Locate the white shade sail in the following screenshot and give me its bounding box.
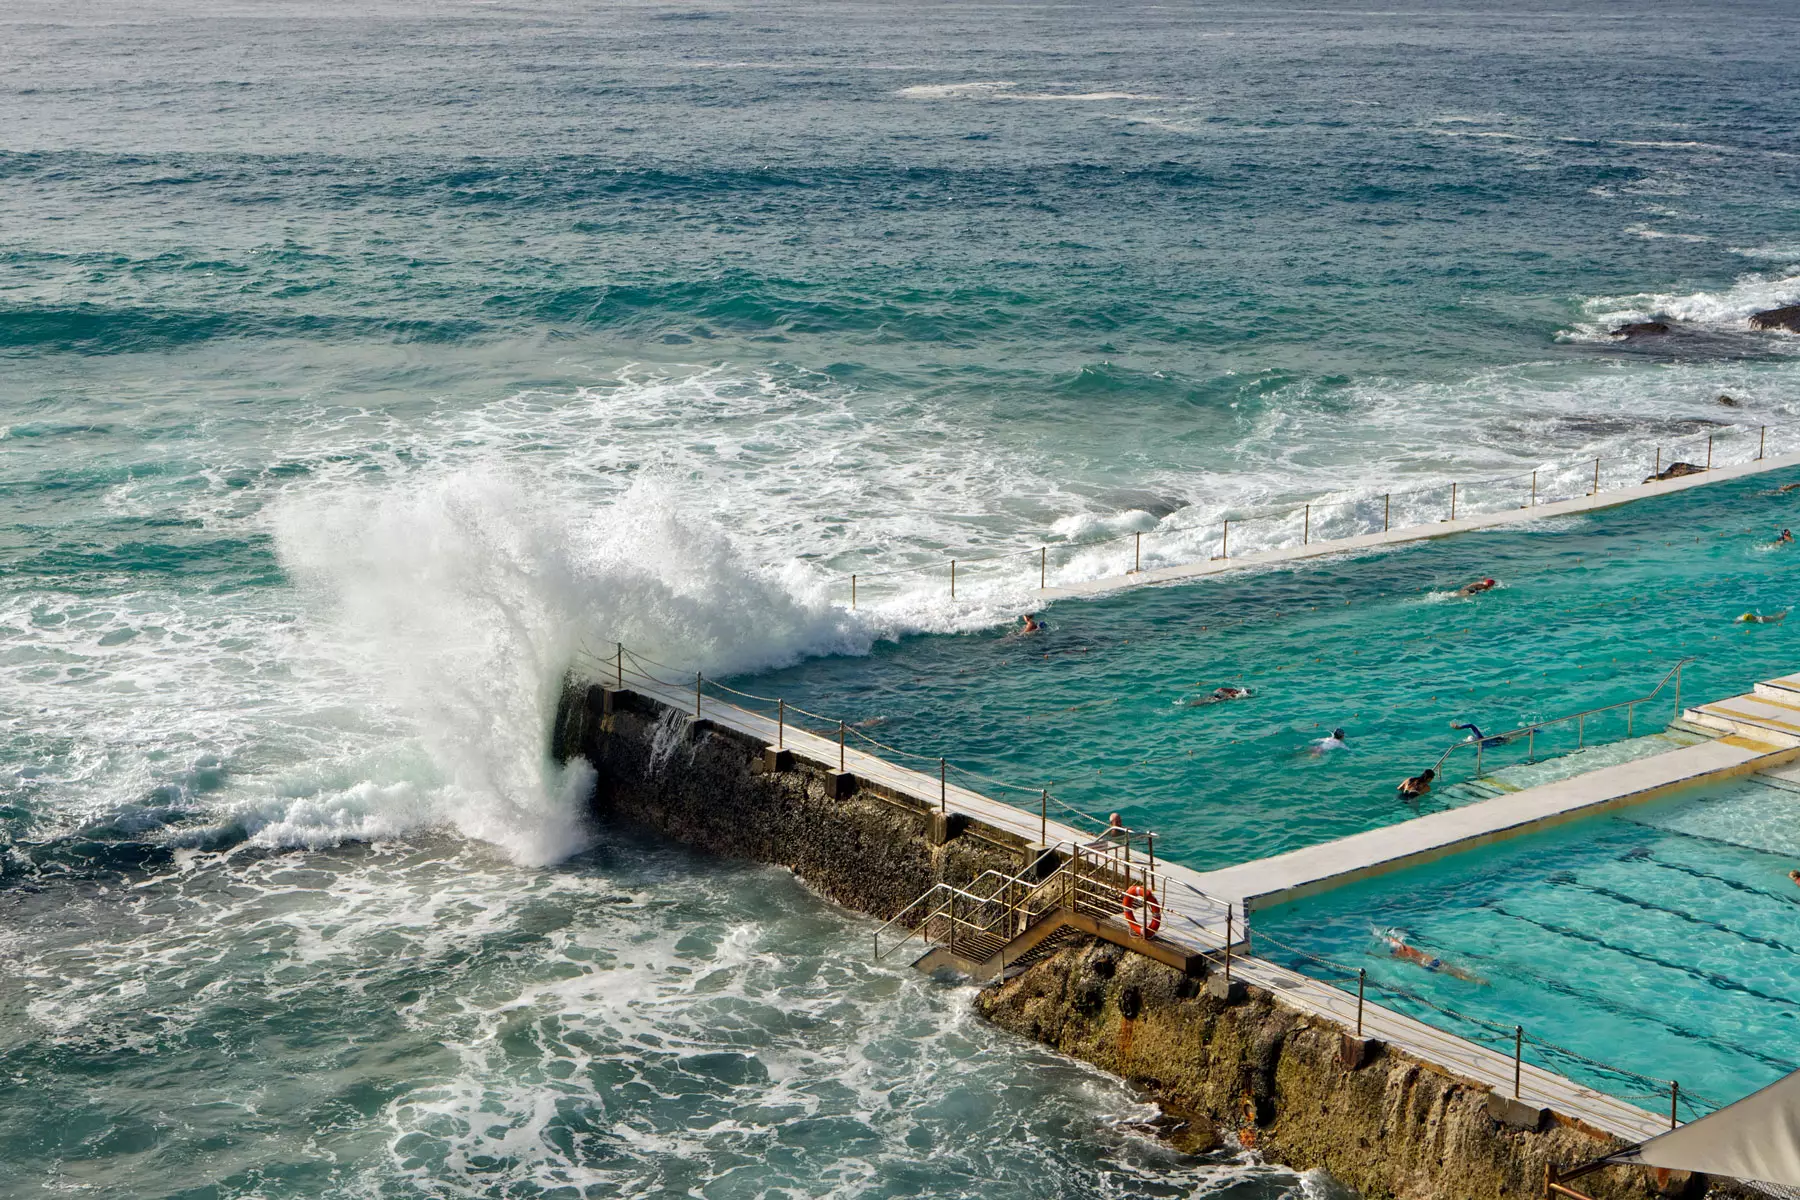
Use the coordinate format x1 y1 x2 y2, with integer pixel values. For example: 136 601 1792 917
1608 1070 1800 1187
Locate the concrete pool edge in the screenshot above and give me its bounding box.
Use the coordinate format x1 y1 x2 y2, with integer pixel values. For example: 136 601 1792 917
1194 718 1800 916
1041 448 1800 602
554 672 1711 1200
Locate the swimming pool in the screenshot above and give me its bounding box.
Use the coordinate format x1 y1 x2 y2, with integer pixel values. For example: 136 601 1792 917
732 466 1800 869
1250 775 1800 1114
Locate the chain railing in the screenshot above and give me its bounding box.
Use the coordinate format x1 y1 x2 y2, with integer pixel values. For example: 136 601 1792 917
1247 922 1734 1124
831 422 1791 607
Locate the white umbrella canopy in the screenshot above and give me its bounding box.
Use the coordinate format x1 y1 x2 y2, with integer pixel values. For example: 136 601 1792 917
1607 1070 1800 1188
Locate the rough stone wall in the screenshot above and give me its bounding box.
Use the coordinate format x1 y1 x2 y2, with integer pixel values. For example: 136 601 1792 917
977 941 1701 1200
557 684 1024 920
555 683 1713 1200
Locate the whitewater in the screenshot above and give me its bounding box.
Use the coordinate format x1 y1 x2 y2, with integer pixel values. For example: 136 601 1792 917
2 0 1798 1194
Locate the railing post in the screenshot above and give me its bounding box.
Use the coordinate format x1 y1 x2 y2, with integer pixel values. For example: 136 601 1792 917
1627 703 1634 736
1356 968 1366 1036
1384 493 1391 532
950 559 956 599
1592 457 1600 496
1224 906 1234 984
1134 531 1141 573
1656 447 1661 475
839 720 846 772
1304 503 1310 545
851 573 857 610
616 642 624 688
778 698 785 748
1527 727 1534 762
1670 1081 1680 1130
940 757 947 813
1514 1026 1524 1099
1222 519 1229 559
1531 470 1537 507
695 671 702 719
1040 789 1048 843
1760 426 1767 461
1674 661 1682 720
1475 741 1483 777
1450 482 1457 522
1577 712 1584 749
1707 436 1713 471
1147 832 1155 876
1040 546 1047 590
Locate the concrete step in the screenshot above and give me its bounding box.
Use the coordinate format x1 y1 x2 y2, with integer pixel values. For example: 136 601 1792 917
1682 697 1800 748
1754 673 1800 702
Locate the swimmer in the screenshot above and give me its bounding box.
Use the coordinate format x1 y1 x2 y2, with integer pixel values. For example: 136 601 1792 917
1782 483 1800 494
1021 613 1043 634
1398 768 1435 798
1312 728 1348 754
1736 610 1790 624
1383 932 1486 984
1085 812 1130 851
1454 577 1498 598
1451 722 1507 749
1190 685 1252 705
1789 869 1800 888
1778 529 1795 546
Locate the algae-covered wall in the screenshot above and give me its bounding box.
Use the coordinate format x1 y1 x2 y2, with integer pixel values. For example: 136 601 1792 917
554 682 1709 1200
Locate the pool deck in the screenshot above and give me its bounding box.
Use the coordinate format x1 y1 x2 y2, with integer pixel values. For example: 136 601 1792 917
1190 672 1800 913
1043 447 1800 601
602 658 1775 1146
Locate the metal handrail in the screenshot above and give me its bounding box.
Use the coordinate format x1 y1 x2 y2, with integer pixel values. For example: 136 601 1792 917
1428 656 1697 780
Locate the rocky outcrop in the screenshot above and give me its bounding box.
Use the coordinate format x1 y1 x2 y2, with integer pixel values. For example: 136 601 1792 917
979 941 1700 1200
1749 306 1800 334
1611 321 1671 338
1645 462 1705 483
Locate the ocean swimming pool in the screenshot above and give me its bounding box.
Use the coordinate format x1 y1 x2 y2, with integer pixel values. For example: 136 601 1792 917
733 466 1800 870
1251 775 1800 1114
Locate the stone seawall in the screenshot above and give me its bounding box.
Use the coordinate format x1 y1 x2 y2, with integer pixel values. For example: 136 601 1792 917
554 681 1708 1200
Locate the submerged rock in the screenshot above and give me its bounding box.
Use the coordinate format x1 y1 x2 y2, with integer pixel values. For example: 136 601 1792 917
1611 321 1671 338
1750 305 1800 333
1717 393 1740 407
1646 461 1705 482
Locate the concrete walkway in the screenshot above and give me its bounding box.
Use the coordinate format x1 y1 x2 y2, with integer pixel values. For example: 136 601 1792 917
1192 725 1795 912
1044 448 1800 601
596 657 1769 1143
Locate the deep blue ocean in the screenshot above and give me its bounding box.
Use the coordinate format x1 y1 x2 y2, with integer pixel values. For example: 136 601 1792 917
4 1 1799 1195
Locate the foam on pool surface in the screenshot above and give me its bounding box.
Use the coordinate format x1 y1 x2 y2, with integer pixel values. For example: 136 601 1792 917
739 467 1800 869
1253 776 1800 1114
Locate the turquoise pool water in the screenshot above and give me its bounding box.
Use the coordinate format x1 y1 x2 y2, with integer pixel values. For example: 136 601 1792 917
1252 776 1800 1114
735 467 1800 869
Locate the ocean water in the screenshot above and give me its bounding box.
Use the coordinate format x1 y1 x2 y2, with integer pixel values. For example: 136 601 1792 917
1253 777 1800 1116
5 0 1800 1193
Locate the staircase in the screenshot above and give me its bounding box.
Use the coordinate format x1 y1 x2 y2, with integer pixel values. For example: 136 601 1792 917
1683 672 1800 749
874 841 1231 981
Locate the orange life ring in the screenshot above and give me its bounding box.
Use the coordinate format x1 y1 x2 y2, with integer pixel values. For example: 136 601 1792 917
1122 885 1162 938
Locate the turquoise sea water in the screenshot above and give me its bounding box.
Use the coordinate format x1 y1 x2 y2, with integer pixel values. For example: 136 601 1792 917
1253 776 1800 1117
6 0 1800 1193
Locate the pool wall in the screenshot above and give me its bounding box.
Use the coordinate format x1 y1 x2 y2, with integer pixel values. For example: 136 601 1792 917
553 681 1701 1200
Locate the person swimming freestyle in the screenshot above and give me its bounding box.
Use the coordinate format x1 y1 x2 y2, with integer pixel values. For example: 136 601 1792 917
1312 728 1348 753
1454 577 1498 597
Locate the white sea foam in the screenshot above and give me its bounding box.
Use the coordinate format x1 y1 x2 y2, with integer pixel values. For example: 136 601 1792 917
1566 268 1800 340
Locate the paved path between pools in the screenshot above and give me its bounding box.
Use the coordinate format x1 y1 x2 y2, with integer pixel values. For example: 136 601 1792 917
1043 448 1800 601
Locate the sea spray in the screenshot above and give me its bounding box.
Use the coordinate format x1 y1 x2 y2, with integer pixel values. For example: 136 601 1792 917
269 467 861 862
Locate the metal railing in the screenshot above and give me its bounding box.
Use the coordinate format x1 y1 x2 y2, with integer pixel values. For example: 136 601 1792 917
830 423 1789 607
1427 657 1696 782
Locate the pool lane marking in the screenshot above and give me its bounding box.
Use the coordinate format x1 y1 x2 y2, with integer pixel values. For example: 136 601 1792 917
1041 448 1800 601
